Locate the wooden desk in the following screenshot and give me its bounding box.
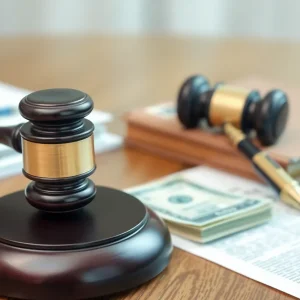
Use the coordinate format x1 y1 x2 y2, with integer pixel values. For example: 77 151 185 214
0 36 298 300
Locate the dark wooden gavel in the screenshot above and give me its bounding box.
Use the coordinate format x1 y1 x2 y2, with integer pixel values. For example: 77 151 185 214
0 88 96 212
0 88 172 300
177 75 289 145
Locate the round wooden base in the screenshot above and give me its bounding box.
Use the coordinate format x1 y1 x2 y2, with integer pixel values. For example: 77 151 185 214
0 187 172 299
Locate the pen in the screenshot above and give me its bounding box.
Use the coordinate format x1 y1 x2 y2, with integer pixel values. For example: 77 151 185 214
224 122 300 210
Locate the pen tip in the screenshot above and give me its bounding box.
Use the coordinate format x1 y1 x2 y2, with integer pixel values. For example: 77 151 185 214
281 183 300 210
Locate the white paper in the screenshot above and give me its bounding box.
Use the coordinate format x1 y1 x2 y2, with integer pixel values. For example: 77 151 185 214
93 131 123 154
0 81 31 108
171 166 300 298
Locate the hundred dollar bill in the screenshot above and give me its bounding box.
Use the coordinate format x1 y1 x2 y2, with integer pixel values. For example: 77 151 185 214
126 173 272 242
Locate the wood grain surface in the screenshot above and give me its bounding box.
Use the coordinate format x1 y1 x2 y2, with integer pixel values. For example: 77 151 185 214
0 36 299 300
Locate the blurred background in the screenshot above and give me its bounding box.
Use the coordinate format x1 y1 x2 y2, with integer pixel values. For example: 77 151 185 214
0 0 299 116
0 0 299 39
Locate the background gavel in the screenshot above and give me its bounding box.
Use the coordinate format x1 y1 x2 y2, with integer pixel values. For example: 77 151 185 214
177 75 289 145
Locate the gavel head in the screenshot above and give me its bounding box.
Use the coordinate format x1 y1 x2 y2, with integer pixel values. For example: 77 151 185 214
19 88 96 213
177 75 289 145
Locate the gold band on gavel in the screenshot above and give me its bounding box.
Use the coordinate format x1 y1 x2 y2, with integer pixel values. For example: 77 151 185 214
22 135 95 179
209 85 250 128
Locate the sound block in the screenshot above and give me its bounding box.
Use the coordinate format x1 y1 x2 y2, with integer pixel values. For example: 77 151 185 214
0 186 172 300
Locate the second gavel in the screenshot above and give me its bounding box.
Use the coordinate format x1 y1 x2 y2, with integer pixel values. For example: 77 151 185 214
177 75 289 145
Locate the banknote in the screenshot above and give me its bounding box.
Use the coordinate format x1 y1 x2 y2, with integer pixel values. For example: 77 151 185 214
127 175 272 226
126 173 272 242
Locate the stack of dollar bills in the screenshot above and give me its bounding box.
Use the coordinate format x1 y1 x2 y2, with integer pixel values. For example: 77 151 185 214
126 170 273 243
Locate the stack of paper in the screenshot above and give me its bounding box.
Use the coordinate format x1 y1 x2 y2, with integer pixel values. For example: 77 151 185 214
0 82 123 180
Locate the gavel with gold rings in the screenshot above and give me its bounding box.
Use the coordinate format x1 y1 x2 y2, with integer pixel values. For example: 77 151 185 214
0 88 96 212
177 75 289 145
0 88 172 299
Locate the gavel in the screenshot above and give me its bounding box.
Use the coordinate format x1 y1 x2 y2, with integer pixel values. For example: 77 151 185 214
0 88 96 212
0 88 172 299
177 75 289 145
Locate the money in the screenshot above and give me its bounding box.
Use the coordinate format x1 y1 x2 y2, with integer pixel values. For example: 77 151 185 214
126 173 272 243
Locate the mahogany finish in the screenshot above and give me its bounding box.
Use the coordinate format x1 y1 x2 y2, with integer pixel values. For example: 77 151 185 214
0 88 172 299
0 188 171 300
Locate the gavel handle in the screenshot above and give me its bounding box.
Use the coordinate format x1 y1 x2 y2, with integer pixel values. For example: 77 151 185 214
0 124 23 153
